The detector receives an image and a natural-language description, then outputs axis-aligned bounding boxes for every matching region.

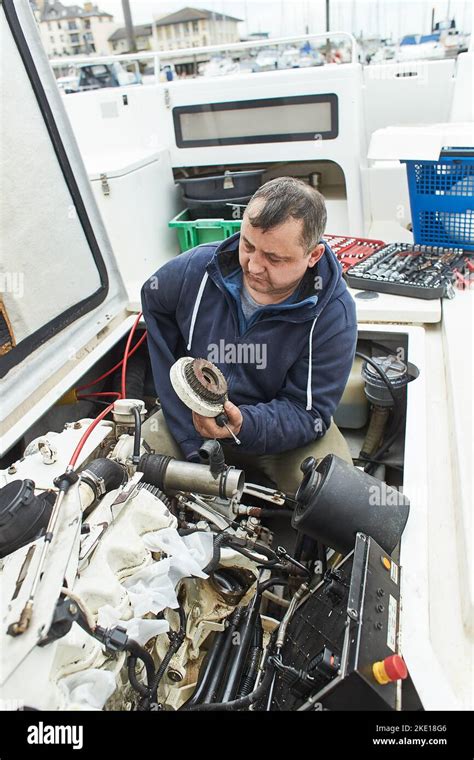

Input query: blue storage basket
[404,148,474,250]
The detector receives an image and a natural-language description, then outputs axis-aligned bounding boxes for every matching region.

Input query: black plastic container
[292,454,410,555]
[184,194,251,220]
[176,169,264,201]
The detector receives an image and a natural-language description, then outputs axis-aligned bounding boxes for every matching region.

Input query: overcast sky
[96,0,472,39]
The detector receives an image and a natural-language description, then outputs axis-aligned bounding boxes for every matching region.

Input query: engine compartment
[0,344,412,711]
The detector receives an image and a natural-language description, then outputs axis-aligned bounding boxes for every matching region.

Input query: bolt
[8,465,17,475]
[374,622,383,630]
[69,603,78,615]
[347,608,358,620]
[73,422,82,429]
[376,604,385,613]
[377,588,385,597]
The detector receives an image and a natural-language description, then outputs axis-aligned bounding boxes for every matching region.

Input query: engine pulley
[170,357,228,417]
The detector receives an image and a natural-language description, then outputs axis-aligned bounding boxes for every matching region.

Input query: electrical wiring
[76,330,147,393]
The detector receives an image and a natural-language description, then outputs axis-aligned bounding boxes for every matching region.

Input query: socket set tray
[324,234,386,272]
[345,243,473,300]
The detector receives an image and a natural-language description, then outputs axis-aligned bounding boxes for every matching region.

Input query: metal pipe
[138,453,244,499]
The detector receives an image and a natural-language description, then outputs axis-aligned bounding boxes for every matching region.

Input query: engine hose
[126,639,156,692]
[184,658,276,712]
[218,589,264,703]
[180,630,227,708]
[360,405,391,458]
[257,577,288,594]
[226,544,280,568]
[131,406,142,465]
[128,656,150,698]
[147,605,186,704]
[237,619,263,698]
[365,404,403,475]
[190,606,245,706]
[203,531,228,574]
[80,458,126,500]
[224,537,279,562]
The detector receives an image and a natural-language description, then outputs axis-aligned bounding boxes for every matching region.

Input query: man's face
[239,200,324,302]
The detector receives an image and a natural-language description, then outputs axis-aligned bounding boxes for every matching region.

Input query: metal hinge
[164,88,171,109]
[100,173,110,196]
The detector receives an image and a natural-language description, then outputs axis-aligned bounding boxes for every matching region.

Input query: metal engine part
[170,357,228,417]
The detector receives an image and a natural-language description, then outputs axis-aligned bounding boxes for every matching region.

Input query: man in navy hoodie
[141,177,357,496]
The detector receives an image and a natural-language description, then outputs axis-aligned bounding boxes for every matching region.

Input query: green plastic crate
[169,209,242,252]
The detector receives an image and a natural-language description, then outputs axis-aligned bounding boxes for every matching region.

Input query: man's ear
[307,243,325,268]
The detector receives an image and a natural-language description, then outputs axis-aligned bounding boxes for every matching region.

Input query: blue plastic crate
[404,148,474,250]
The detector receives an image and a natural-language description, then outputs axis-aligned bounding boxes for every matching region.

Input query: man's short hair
[245,176,327,253]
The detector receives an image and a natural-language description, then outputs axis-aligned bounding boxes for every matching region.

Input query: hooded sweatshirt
[141,232,357,460]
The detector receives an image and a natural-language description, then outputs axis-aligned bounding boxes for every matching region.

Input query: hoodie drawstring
[187,272,209,350]
[306,316,318,411]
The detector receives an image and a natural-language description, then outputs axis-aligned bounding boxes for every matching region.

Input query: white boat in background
[0,1,473,716]
[199,56,241,78]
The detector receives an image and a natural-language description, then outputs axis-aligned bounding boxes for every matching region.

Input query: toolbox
[345,242,472,300]
[324,234,385,272]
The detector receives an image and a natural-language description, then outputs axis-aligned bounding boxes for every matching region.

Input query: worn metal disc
[169,357,228,417]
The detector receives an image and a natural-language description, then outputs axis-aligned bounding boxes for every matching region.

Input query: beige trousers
[141,410,352,497]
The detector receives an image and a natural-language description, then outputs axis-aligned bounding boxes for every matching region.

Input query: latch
[100,173,110,196]
[164,88,171,109]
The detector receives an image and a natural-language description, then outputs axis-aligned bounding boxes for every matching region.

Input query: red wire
[76,330,147,392]
[68,402,116,468]
[77,392,121,400]
[121,312,143,399]
[68,313,144,468]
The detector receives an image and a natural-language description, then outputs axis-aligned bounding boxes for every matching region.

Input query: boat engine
[0,401,410,712]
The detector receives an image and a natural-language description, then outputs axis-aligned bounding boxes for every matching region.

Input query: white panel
[363,59,456,143]
[89,149,181,302]
[450,52,474,122]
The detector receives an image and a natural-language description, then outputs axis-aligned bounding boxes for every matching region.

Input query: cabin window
[173,94,339,147]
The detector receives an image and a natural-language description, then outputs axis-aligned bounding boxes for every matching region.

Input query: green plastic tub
[169,209,242,252]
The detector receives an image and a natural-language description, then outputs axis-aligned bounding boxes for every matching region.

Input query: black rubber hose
[148,605,186,703]
[131,406,142,465]
[225,544,280,568]
[128,655,149,698]
[80,458,126,497]
[258,508,293,518]
[203,531,228,574]
[237,620,264,698]
[187,606,245,706]
[355,351,404,474]
[364,407,403,475]
[224,537,279,562]
[257,576,288,594]
[211,569,245,594]
[184,659,276,712]
[126,638,156,691]
[180,630,227,708]
[218,590,263,703]
[355,351,400,407]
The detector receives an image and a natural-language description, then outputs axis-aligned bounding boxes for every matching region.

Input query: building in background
[33,1,116,56]
[108,24,153,54]
[152,6,242,51]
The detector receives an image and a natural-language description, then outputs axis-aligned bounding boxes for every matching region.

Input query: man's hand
[192,400,243,440]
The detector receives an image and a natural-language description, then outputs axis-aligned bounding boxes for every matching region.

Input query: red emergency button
[373,655,408,684]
